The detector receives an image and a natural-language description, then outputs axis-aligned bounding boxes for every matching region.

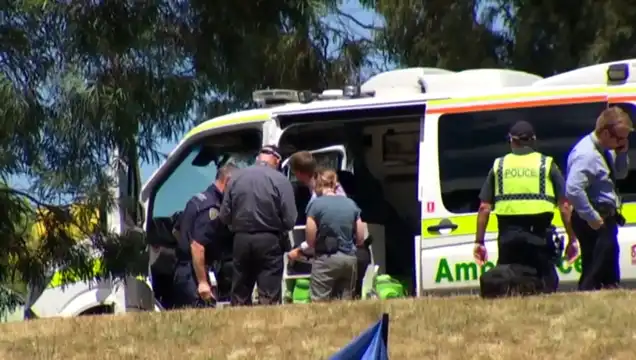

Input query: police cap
[509,121,536,141]
[259,145,282,160]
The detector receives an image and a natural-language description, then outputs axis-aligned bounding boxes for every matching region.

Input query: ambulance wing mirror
[191,145,218,167]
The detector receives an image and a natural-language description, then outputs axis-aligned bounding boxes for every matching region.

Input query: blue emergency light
[607,63,629,83]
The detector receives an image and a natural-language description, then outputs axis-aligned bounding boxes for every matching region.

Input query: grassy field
[1,291,636,360]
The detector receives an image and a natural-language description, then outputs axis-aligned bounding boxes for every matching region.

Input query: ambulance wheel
[79,305,114,316]
[154,300,164,312]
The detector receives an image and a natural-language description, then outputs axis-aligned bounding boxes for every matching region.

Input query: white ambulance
[141,59,636,301]
[21,153,156,318]
[23,59,636,318]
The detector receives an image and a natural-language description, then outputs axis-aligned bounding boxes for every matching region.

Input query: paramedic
[173,164,237,309]
[288,151,347,263]
[220,145,297,306]
[305,169,365,301]
[288,153,371,297]
[288,151,346,199]
[474,120,577,293]
[566,107,632,291]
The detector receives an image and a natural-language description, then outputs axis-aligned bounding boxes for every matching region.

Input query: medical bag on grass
[479,264,544,298]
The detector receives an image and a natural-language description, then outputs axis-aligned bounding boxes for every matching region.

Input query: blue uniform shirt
[566,133,629,222]
[178,184,229,262]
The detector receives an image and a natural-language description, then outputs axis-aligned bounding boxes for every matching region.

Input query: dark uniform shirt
[479,147,566,230]
[220,161,297,233]
[177,184,230,262]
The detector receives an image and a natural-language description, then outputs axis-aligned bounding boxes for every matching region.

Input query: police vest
[492,152,556,216]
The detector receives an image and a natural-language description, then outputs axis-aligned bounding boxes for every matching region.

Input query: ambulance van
[142,66,536,304]
[141,59,636,303]
[20,151,155,318]
[33,59,636,316]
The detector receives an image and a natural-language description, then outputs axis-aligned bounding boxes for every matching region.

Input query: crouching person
[305,169,365,302]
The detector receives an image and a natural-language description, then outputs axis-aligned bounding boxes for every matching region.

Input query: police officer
[220,145,297,306]
[173,164,237,309]
[474,121,578,293]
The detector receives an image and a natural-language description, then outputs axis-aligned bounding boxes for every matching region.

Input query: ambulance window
[151,129,262,218]
[153,151,217,218]
[437,101,625,214]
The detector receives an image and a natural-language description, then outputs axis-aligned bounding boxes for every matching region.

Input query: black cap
[509,121,536,140]
[259,145,282,160]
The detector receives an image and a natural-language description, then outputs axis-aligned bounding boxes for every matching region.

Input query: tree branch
[335,9,383,32]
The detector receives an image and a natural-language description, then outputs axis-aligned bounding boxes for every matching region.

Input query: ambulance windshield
[151,128,262,218]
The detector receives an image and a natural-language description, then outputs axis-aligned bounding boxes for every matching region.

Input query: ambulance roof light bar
[253,86,375,108]
[533,59,636,87]
[252,89,301,108]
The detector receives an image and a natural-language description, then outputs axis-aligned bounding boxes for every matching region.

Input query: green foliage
[374,0,636,75]
[373,0,506,69]
[0,0,368,318]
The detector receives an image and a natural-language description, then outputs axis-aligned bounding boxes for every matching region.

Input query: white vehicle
[23,59,636,318]
[21,152,156,319]
[141,59,636,302]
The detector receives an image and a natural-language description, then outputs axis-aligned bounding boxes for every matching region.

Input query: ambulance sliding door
[418,98,609,295]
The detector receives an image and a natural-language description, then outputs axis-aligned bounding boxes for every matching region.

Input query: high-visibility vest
[492,152,556,215]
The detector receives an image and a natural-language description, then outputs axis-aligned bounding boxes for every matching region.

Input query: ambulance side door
[419,99,610,294]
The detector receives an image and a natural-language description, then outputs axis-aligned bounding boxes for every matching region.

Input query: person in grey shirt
[566,106,633,291]
[219,145,297,305]
[305,169,365,301]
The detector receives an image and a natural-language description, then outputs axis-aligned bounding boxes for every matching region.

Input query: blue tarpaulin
[329,313,389,360]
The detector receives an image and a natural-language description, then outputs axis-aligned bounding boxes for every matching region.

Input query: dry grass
[1,291,636,360]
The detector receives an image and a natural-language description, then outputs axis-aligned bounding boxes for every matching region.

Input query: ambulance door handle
[427,220,458,233]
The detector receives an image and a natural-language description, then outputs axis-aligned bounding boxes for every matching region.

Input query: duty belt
[593,203,617,217]
[592,203,625,226]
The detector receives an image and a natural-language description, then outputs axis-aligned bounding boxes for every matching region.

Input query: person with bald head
[219,145,297,306]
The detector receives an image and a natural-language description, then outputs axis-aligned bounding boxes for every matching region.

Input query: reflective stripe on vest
[493,152,556,215]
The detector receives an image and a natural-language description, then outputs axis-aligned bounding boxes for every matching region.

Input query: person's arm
[278,176,298,230]
[219,179,234,225]
[305,217,318,249]
[190,209,218,287]
[353,205,365,246]
[475,169,495,245]
[565,154,602,223]
[355,219,365,247]
[614,151,630,180]
[550,163,576,241]
[305,201,318,248]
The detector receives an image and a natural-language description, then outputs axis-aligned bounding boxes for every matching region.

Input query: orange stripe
[426,95,607,114]
[610,95,636,102]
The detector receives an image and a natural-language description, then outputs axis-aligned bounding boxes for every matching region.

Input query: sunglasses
[260,148,282,160]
